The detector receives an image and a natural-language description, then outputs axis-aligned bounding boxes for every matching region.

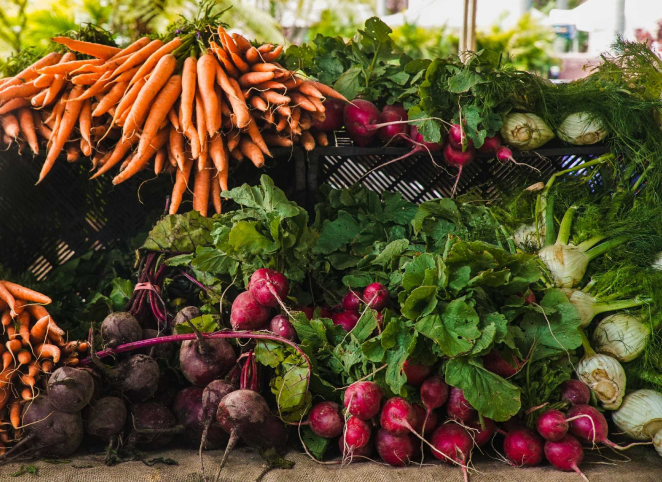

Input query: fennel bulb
[500,113,554,150]
[562,290,647,327]
[577,353,626,410]
[557,112,609,145]
[613,390,662,440]
[592,314,650,362]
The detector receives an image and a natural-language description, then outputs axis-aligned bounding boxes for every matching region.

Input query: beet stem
[180,269,213,294]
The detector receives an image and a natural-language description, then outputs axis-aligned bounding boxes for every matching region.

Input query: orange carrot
[17,350,31,366]
[169,157,193,215]
[194,92,208,170]
[275,114,288,132]
[17,312,30,347]
[0,283,16,317]
[263,133,293,147]
[168,106,180,131]
[253,80,287,91]
[6,339,21,354]
[33,73,53,88]
[261,90,290,105]
[179,56,197,133]
[0,98,30,115]
[169,125,186,171]
[230,148,243,161]
[240,137,265,168]
[0,52,61,89]
[79,98,92,156]
[51,37,120,59]
[301,130,316,151]
[21,388,34,401]
[211,172,222,214]
[245,47,260,64]
[111,39,163,80]
[306,80,348,102]
[197,54,221,136]
[219,74,251,129]
[1,352,12,370]
[112,127,169,185]
[92,81,128,117]
[239,71,275,87]
[110,76,145,128]
[41,75,66,107]
[276,105,291,117]
[261,45,283,62]
[129,38,182,87]
[29,316,50,344]
[232,33,252,52]
[2,282,52,305]
[209,134,229,174]
[245,119,271,157]
[37,59,102,76]
[34,113,53,140]
[107,36,151,61]
[211,42,239,78]
[154,147,167,175]
[41,359,54,373]
[0,311,10,327]
[298,81,324,98]
[35,343,61,363]
[26,306,64,336]
[20,373,35,389]
[111,65,140,84]
[17,108,39,155]
[257,44,274,54]
[71,71,103,86]
[89,135,138,178]
[229,51,250,73]
[0,82,41,103]
[192,160,211,217]
[290,92,316,111]
[185,124,201,159]
[9,402,20,429]
[249,95,268,112]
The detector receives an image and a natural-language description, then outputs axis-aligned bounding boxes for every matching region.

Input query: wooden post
[460,0,469,59]
[469,0,478,52]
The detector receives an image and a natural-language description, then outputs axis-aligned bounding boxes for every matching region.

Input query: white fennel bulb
[654,430,662,457]
[562,290,647,328]
[500,113,555,150]
[577,353,625,410]
[592,314,650,362]
[613,390,662,441]
[538,244,589,288]
[513,223,545,251]
[557,112,609,145]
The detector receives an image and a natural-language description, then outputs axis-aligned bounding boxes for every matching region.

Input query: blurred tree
[391,22,458,58]
[305,10,362,41]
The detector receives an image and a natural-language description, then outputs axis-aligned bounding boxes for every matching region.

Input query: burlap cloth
[0,445,660,481]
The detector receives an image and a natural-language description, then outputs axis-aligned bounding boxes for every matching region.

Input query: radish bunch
[329,283,390,332]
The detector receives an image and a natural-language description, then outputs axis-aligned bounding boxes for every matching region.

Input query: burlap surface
[0,446,660,482]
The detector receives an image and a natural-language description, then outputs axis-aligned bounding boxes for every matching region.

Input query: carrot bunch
[0,280,88,455]
[0,29,347,217]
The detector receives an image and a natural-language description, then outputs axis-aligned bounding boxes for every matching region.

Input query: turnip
[377,104,408,144]
[179,333,236,387]
[466,417,498,447]
[443,142,476,197]
[313,98,345,132]
[140,328,175,359]
[503,427,544,467]
[447,387,476,422]
[478,134,501,153]
[560,380,591,406]
[430,423,473,482]
[307,401,344,438]
[344,381,383,420]
[402,360,431,387]
[342,416,372,450]
[331,310,360,332]
[47,367,94,412]
[566,404,649,450]
[128,401,178,450]
[380,397,417,435]
[482,350,523,378]
[173,386,228,449]
[363,283,389,311]
[344,99,380,146]
[375,428,415,467]
[544,435,588,481]
[341,291,362,312]
[412,403,438,436]
[270,314,297,341]
[249,268,290,308]
[85,397,127,442]
[101,312,142,348]
[449,124,474,150]
[92,353,160,402]
[339,432,373,461]
[230,291,271,330]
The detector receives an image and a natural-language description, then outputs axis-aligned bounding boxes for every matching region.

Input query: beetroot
[375,428,415,467]
[560,380,591,406]
[47,367,94,412]
[249,268,290,308]
[308,401,343,439]
[173,386,228,449]
[379,397,416,436]
[344,381,383,420]
[85,397,127,442]
[409,125,443,153]
[466,417,498,447]
[482,350,523,378]
[344,99,380,146]
[342,291,362,311]
[19,396,84,457]
[343,416,372,450]
[503,428,544,467]
[173,306,202,328]
[200,380,235,452]
[230,291,271,330]
[331,310,360,331]
[101,312,142,348]
[128,402,177,450]
[339,432,373,460]
[313,98,345,131]
[140,328,175,359]
[402,360,431,387]
[478,134,501,153]
[179,337,236,387]
[412,403,438,436]
[363,283,389,311]
[544,435,588,480]
[536,409,569,442]
[92,353,159,403]
[270,314,297,341]
[447,387,476,422]
[377,104,408,144]
[430,423,473,482]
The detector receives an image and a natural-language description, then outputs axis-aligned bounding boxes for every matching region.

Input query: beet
[172,386,226,449]
[447,387,476,422]
[478,134,501,153]
[173,306,202,328]
[560,380,591,406]
[98,353,159,402]
[409,125,443,152]
[363,283,389,311]
[313,98,345,131]
[248,268,290,308]
[503,427,544,467]
[230,291,271,330]
[128,402,178,450]
[84,397,127,441]
[270,314,297,341]
[380,397,416,436]
[101,312,142,348]
[536,409,569,442]
[421,375,449,410]
[567,404,630,450]
[200,380,235,451]
[375,428,415,467]
[179,337,236,387]
[47,367,94,412]
[448,124,474,150]
[339,432,373,460]
[344,381,383,420]
[443,142,476,196]
[377,104,408,144]
[20,396,84,457]
[140,328,175,359]
[308,401,343,439]
[341,291,362,312]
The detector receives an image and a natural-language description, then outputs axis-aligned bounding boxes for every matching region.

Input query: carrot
[299,111,312,130]
[111,65,140,84]
[197,54,221,136]
[154,147,167,175]
[0,312,10,327]
[253,81,287,91]
[30,91,48,108]
[41,74,67,107]
[211,43,240,78]
[66,144,80,163]
[79,98,92,156]
[169,125,186,171]
[119,152,135,172]
[276,105,291,117]
[0,283,16,317]
[306,80,348,102]
[262,109,275,125]
[192,160,211,217]
[225,76,251,129]
[111,39,163,80]
[110,76,145,128]
[21,388,34,401]
[6,325,18,341]
[169,157,193,215]
[240,137,265,168]
[35,114,53,140]
[229,51,250,74]
[20,374,35,389]
[91,81,127,117]
[185,124,201,159]
[1,352,12,370]
[0,82,41,103]
[1,52,61,89]
[2,283,51,306]
[211,172,222,214]
[122,55,176,139]
[261,45,283,62]
[245,47,260,64]
[26,306,64,336]
[9,402,20,429]
[17,108,39,155]
[6,339,21,354]
[232,33,252,52]
[89,135,138,178]
[35,343,61,363]
[129,38,182,88]
[51,37,120,59]
[179,56,197,133]
[63,358,79,367]
[33,73,53,89]
[17,350,31,366]
[17,312,30,347]
[239,71,275,88]
[298,81,324,99]
[230,147,243,161]
[282,77,303,90]
[107,36,151,61]
[168,106,180,131]
[27,361,40,378]
[291,106,301,132]
[306,94,325,113]
[71,71,103,86]
[41,360,54,373]
[301,130,316,151]
[37,59,101,76]
[257,44,274,54]
[29,316,50,344]
[194,92,208,169]
[261,90,290,105]
[263,133,293,147]
[227,129,241,151]
[112,126,169,185]
[275,114,288,132]
[209,134,229,175]
[245,119,271,157]
[249,95,268,111]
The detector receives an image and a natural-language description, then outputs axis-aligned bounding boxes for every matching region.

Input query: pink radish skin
[478,134,502,153]
[402,360,431,387]
[313,98,345,131]
[344,100,380,145]
[375,428,416,467]
[308,401,343,439]
[339,433,373,460]
[496,146,515,163]
[344,381,383,420]
[447,387,476,422]
[298,306,314,320]
[269,315,297,341]
[342,291,362,311]
[566,404,642,450]
[249,268,290,308]
[331,310,360,332]
[430,423,473,482]
[482,350,523,378]
[379,397,417,436]
[229,291,271,330]
[443,142,476,196]
[466,417,498,447]
[412,403,438,437]
[409,125,443,152]
[560,380,591,406]
[544,435,588,481]
[503,428,544,467]
[343,416,372,450]
[536,409,569,442]
[448,124,474,150]
[502,417,523,433]
[421,376,450,410]
[377,105,408,144]
[363,283,389,311]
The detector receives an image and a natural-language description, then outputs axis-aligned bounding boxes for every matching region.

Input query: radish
[342,291,362,311]
[495,146,516,163]
[478,134,501,153]
[402,360,431,387]
[344,99,380,146]
[443,142,476,197]
[363,283,389,311]
[308,401,344,439]
[375,428,415,467]
[344,381,383,420]
[447,387,476,422]
[377,105,408,144]
[430,423,473,482]
[313,98,345,132]
[331,310,360,331]
[560,380,591,406]
[503,427,544,467]
[342,416,372,450]
[544,435,588,481]
[412,403,438,436]
[567,404,648,450]
[248,268,289,308]
[380,397,417,435]
[448,124,474,150]
[339,432,373,460]
[466,417,498,447]
[536,409,570,442]
[502,416,523,433]
[230,291,271,330]
[482,350,523,378]
[270,314,297,341]
[421,376,449,410]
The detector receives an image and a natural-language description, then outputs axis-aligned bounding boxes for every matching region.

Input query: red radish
[544,435,588,481]
[363,283,389,311]
[338,433,373,460]
[430,423,473,482]
[298,306,314,320]
[342,416,372,450]
[402,360,431,387]
[482,350,523,378]
[567,404,646,450]
[248,268,289,308]
[308,401,343,439]
[375,428,415,467]
[319,307,334,319]
[443,142,476,197]
[495,146,519,164]
[344,381,383,420]
[503,427,544,467]
[448,124,473,150]
[560,380,591,406]
[377,104,408,144]
[269,315,297,341]
[342,291,362,311]
[344,100,380,146]
[447,387,476,422]
[478,134,501,153]
[536,409,569,442]
[412,403,438,436]
[230,291,271,330]
[380,397,417,436]
[409,125,443,153]
[421,376,449,410]
[502,416,523,433]
[331,310,360,332]
[466,417,498,447]
[524,291,536,304]
[313,98,345,131]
